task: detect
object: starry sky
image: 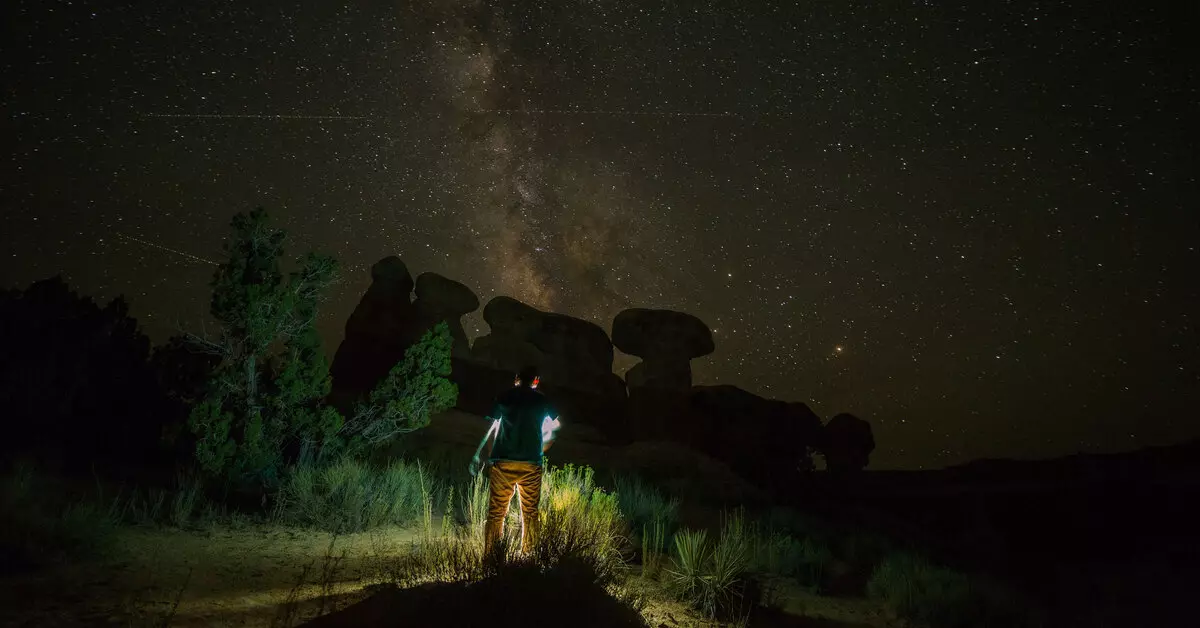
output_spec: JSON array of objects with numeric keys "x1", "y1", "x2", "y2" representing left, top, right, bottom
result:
[{"x1": 3, "y1": 1, "x2": 1197, "y2": 469}]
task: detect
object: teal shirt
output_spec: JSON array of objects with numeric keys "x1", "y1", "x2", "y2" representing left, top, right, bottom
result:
[{"x1": 487, "y1": 387, "x2": 557, "y2": 466}]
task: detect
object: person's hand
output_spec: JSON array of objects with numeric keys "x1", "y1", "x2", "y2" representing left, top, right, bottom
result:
[{"x1": 469, "y1": 455, "x2": 482, "y2": 477}]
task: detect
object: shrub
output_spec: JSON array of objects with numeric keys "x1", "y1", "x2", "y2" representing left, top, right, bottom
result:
[
  {"x1": 538, "y1": 464, "x2": 625, "y2": 570},
  {"x1": 748, "y1": 531, "x2": 834, "y2": 591},
  {"x1": 387, "y1": 463, "x2": 628, "y2": 588},
  {"x1": 867, "y1": 551, "x2": 1036, "y2": 628},
  {"x1": 0, "y1": 466, "x2": 122, "y2": 573},
  {"x1": 273, "y1": 458, "x2": 428, "y2": 533},
  {"x1": 613, "y1": 474, "x2": 679, "y2": 549},
  {"x1": 335, "y1": 322, "x2": 459, "y2": 456}
]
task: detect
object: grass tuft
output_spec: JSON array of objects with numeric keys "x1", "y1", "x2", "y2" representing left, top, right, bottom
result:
[
  {"x1": 273, "y1": 458, "x2": 428, "y2": 533},
  {"x1": 0, "y1": 465, "x2": 122, "y2": 572}
]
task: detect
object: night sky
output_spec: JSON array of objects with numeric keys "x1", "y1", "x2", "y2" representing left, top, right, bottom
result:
[{"x1": 3, "y1": 1, "x2": 1196, "y2": 469}]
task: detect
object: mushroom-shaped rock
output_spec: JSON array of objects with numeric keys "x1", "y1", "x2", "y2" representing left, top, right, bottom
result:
[
  {"x1": 532, "y1": 313, "x2": 614, "y2": 374},
  {"x1": 470, "y1": 334, "x2": 545, "y2": 374},
  {"x1": 612, "y1": 309, "x2": 714, "y2": 360},
  {"x1": 470, "y1": 296, "x2": 621, "y2": 398},
  {"x1": 411, "y1": 272, "x2": 479, "y2": 359},
  {"x1": 482, "y1": 296, "x2": 544, "y2": 339},
  {"x1": 613, "y1": 309, "x2": 714, "y2": 390},
  {"x1": 414, "y1": 272, "x2": 480, "y2": 315}
]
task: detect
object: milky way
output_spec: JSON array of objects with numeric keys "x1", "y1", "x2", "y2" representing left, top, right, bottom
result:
[
  {"x1": 426, "y1": 0, "x2": 660, "y2": 321},
  {"x1": 2, "y1": 1, "x2": 1196, "y2": 468}
]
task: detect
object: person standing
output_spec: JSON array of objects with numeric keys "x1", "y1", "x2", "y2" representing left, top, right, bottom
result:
[{"x1": 470, "y1": 365, "x2": 560, "y2": 554}]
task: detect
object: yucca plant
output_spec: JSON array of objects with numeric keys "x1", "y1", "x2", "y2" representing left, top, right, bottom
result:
[
  {"x1": 668, "y1": 528, "x2": 711, "y2": 605},
  {"x1": 667, "y1": 512, "x2": 751, "y2": 619}
]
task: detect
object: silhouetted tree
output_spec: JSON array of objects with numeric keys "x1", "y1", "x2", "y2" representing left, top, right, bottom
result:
[
  {"x1": 0, "y1": 276, "x2": 169, "y2": 475},
  {"x1": 151, "y1": 335, "x2": 220, "y2": 460},
  {"x1": 821, "y1": 413, "x2": 876, "y2": 475},
  {"x1": 186, "y1": 208, "x2": 343, "y2": 489}
]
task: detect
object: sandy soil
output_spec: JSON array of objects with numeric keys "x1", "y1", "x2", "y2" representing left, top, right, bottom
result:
[
  {"x1": 0, "y1": 411, "x2": 902, "y2": 627},
  {"x1": 0, "y1": 521, "x2": 903, "y2": 628},
  {"x1": 0, "y1": 523, "x2": 424, "y2": 627}
]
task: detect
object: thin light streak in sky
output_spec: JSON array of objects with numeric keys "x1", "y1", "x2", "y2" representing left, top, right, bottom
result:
[
  {"x1": 140, "y1": 113, "x2": 368, "y2": 121},
  {"x1": 113, "y1": 232, "x2": 219, "y2": 266},
  {"x1": 468, "y1": 108, "x2": 742, "y2": 118}
]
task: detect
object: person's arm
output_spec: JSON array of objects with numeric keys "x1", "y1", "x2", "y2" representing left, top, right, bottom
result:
[
  {"x1": 471, "y1": 405, "x2": 505, "y2": 475},
  {"x1": 481, "y1": 423, "x2": 498, "y2": 459},
  {"x1": 541, "y1": 412, "x2": 561, "y2": 452}
]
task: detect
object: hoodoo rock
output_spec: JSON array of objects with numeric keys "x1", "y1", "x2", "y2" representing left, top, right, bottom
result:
[
  {"x1": 471, "y1": 296, "x2": 619, "y2": 398},
  {"x1": 330, "y1": 257, "x2": 418, "y2": 407},
  {"x1": 462, "y1": 296, "x2": 627, "y2": 440},
  {"x1": 481, "y1": 296, "x2": 545, "y2": 339},
  {"x1": 412, "y1": 272, "x2": 480, "y2": 359},
  {"x1": 612, "y1": 308, "x2": 714, "y2": 390}
]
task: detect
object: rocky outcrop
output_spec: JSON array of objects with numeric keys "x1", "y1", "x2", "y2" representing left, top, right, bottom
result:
[
  {"x1": 612, "y1": 309, "x2": 714, "y2": 390},
  {"x1": 470, "y1": 296, "x2": 621, "y2": 398},
  {"x1": 465, "y1": 296, "x2": 628, "y2": 439},
  {"x1": 330, "y1": 257, "x2": 418, "y2": 407},
  {"x1": 821, "y1": 413, "x2": 876, "y2": 475},
  {"x1": 628, "y1": 384, "x2": 824, "y2": 492},
  {"x1": 331, "y1": 259, "x2": 480, "y2": 407},
  {"x1": 412, "y1": 272, "x2": 479, "y2": 359}
]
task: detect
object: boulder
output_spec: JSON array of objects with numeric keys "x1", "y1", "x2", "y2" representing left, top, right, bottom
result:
[
  {"x1": 625, "y1": 359, "x2": 693, "y2": 390},
  {"x1": 821, "y1": 413, "x2": 876, "y2": 475},
  {"x1": 482, "y1": 296, "x2": 544, "y2": 339},
  {"x1": 612, "y1": 308, "x2": 714, "y2": 359},
  {"x1": 612, "y1": 309, "x2": 714, "y2": 391},
  {"x1": 470, "y1": 334, "x2": 545, "y2": 374},
  {"x1": 471, "y1": 296, "x2": 618, "y2": 398},
  {"x1": 412, "y1": 272, "x2": 480, "y2": 359},
  {"x1": 628, "y1": 384, "x2": 824, "y2": 494},
  {"x1": 414, "y1": 272, "x2": 479, "y2": 316}
]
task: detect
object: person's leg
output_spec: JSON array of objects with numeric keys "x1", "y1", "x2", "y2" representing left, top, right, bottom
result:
[
  {"x1": 485, "y1": 462, "x2": 518, "y2": 553},
  {"x1": 514, "y1": 463, "x2": 544, "y2": 553}
]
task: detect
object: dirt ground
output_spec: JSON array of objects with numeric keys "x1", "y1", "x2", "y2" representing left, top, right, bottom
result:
[
  {"x1": 0, "y1": 411, "x2": 903, "y2": 627},
  {"x1": 0, "y1": 523, "x2": 422, "y2": 627},
  {"x1": 0, "y1": 520, "x2": 902, "y2": 628}
]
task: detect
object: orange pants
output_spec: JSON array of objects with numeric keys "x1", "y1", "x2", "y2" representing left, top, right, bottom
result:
[{"x1": 485, "y1": 460, "x2": 543, "y2": 553}]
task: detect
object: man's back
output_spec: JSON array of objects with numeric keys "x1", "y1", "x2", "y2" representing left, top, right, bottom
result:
[{"x1": 488, "y1": 386, "x2": 555, "y2": 466}]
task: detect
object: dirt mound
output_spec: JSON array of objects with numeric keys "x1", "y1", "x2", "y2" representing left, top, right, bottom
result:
[{"x1": 301, "y1": 558, "x2": 645, "y2": 627}]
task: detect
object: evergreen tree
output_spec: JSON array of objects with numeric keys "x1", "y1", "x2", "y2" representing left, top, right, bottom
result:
[
  {"x1": 187, "y1": 209, "x2": 341, "y2": 488},
  {"x1": 336, "y1": 321, "x2": 459, "y2": 455}
]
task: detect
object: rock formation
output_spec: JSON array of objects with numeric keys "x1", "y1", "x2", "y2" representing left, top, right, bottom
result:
[
  {"x1": 612, "y1": 308, "x2": 714, "y2": 390},
  {"x1": 629, "y1": 383, "x2": 824, "y2": 491},
  {"x1": 463, "y1": 296, "x2": 628, "y2": 439},
  {"x1": 330, "y1": 258, "x2": 480, "y2": 407},
  {"x1": 412, "y1": 272, "x2": 479, "y2": 359},
  {"x1": 471, "y1": 296, "x2": 621, "y2": 398},
  {"x1": 330, "y1": 257, "x2": 417, "y2": 407},
  {"x1": 821, "y1": 413, "x2": 876, "y2": 474}
]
